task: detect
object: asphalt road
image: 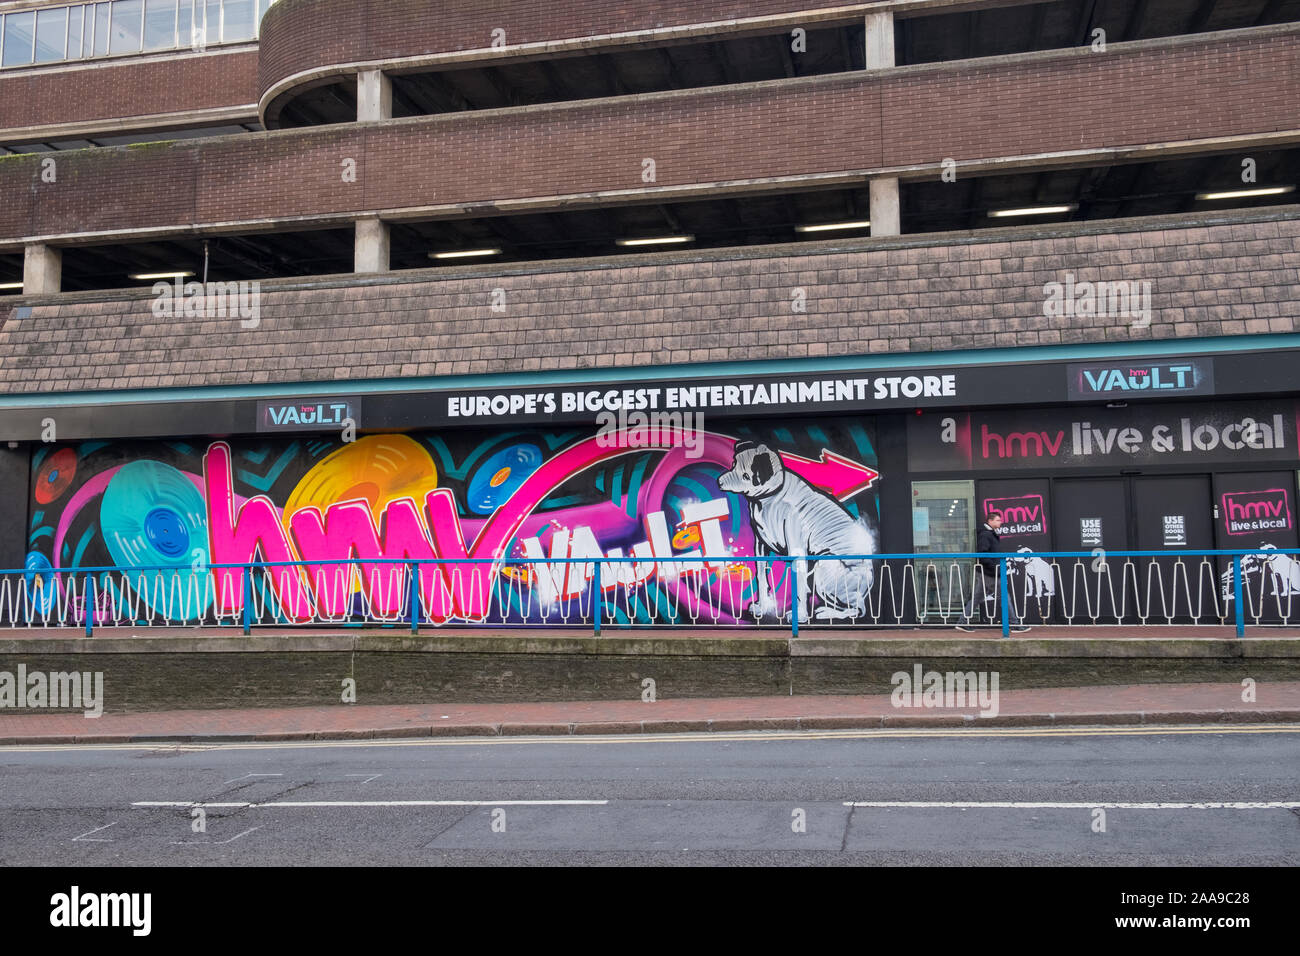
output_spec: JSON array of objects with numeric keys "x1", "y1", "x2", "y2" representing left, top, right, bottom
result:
[{"x1": 1, "y1": 725, "x2": 1298, "y2": 865}]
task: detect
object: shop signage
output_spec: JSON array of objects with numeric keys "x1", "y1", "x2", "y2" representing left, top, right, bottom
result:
[
  {"x1": 1067, "y1": 358, "x2": 1213, "y2": 400},
  {"x1": 909, "y1": 400, "x2": 1299, "y2": 472},
  {"x1": 984, "y1": 494, "x2": 1047, "y2": 535},
  {"x1": 1222, "y1": 489, "x2": 1292, "y2": 535},
  {"x1": 258, "y1": 399, "x2": 360, "y2": 433}
]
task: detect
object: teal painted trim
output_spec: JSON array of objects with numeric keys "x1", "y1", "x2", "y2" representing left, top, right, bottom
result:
[{"x1": 2, "y1": 334, "x2": 1296, "y2": 410}]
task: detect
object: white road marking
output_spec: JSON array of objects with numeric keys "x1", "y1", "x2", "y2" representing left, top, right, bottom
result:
[
  {"x1": 345, "y1": 774, "x2": 383, "y2": 785},
  {"x1": 221, "y1": 773, "x2": 283, "y2": 784},
  {"x1": 172, "y1": 826, "x2": 261, "y2": 846},
  {"x1": 138, "y1": 799, "x2": 608, "y2": 809},
  {"x1": 844, "y1": 801, "x2": 1300, "y2": 810},
  {"x1": 71, "y1": 822, "x2": 117, "y2": 842}
]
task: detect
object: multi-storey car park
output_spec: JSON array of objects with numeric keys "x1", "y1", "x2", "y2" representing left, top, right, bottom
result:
[{"x1": 0, "y1": 0, "x2": 1299, "y2": 632}]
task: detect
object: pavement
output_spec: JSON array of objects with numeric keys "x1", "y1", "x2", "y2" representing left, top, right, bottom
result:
[{"x1": 3, "y1": 680, "x2": 1298, "y2": 744}]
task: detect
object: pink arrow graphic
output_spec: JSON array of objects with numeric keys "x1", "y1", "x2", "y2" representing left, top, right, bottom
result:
[{"x1": 778, "y1": 449, "x2": 880, "y2": 500}]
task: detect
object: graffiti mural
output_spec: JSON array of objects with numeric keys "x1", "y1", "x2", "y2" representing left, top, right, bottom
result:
[{"x1": 26, "y1": 421, "x2": 880, "y2": 626}]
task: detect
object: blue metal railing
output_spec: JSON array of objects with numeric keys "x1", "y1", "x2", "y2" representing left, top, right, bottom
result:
[{"x1": 7, "y1": 549, "x2": 1297, "y2": 637}]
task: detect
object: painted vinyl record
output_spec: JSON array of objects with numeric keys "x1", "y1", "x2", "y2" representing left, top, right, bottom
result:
[
  {"x1": 101, "y1": 461, "x2": 211, "y2": 619},
  {"x1": 468, "y1": 444, "x2": 543, "y2": 514},
  {"x1": 284, "y1": 434, "x2": 438, "y2": 526},
  {"x1": 23, "y1": 551, "x2": 56, "y2": 616},
  {"x1": 34, "y1": 447, "x2": 77, "y2": 505}
]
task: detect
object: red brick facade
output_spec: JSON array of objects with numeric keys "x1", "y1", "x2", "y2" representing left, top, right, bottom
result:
[
  {"x1": 258, "y1": 0, "x2": 874, "y2": 105},
  {"x1": 0, "y1": 49, "x2": 259, "y2": 137},
  {"x1": 2, "y1": 27, "x2": 1296, "y2": 246}
]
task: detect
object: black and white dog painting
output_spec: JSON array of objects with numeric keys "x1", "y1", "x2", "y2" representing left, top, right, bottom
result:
[{"x1": 718, "y1": 441, "x2": 875, "y2": 622}]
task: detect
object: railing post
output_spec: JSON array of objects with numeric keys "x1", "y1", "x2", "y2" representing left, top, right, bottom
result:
[
  {"x1": 593, "y1": 560, "x2": 602, "y2": 636},
  {"x1": 791, "y1": 559, "x2": 800, "y2": 639},
  {"x1": 1233, "y1": 554, "x2": 1245, "y2": 638},
  {"x1": 84, "y1": 575, "x2": 94, "y2": 638},
  {"x1": 1000, "y1": 557, "x2": 1011, "y2": 638},
  {"x1": 242, "y1": 565, "x2": 252, "y2": 636},
  {"x1": 409, "y1": 561, "x2": 420, "y2": 634}
]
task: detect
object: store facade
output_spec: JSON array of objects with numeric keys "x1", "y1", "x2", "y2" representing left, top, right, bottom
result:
[{"x1": 4, "y1": 343, "x2": 1299, "y2": 627}]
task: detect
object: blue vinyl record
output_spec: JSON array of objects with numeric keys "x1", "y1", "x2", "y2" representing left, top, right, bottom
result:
[
  {"x1": 467, "y1": 444, "x2": 543, "y2": 514},
  {"x1": 101, "y1": 461, "x2": 211, "y2": 620}
]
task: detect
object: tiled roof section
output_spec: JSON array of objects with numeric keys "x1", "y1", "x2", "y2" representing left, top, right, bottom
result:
[{"x1": 1, "y1": 213, "x2": 1298, "y2": 394}]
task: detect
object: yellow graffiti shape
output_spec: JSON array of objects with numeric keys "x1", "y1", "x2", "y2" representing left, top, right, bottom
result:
[{"x1": 283, "y1": 435, "x2": 439, "y2": 532}]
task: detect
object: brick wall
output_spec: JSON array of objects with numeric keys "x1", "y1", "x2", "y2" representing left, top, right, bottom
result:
[
  {"x1": 259, "y1": 0, "x2": 870, "y2": 103},
  {"x1": 0, "y1": 49, "x2": 259, "y2": 136},
  {"x1": 2, "y1": 28, "x2": 1296, "y2": 244},
  {"x1": 2, "y1": 210, "x2": 1296, "y2": 393}
]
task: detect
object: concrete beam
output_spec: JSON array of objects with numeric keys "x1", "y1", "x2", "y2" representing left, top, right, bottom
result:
[
  {"x1": 23, "y1": 244, "x2": 61, "y2": 294},
  {"x1": 356, "y1": 69, "x2": 392, "y2": 122},
  {"x1": 354, "y1": 217, "x2": 391, "y2": 274},
  {"x1": 869, "y1": 177, "x2": 901, "y2": 237},
  {"x1": 865, "y1": 10, "x2": 896, "y2": 69}
]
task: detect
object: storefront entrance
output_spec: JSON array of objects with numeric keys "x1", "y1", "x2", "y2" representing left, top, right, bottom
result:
[
  {"x1": 979, "y1": 474, "x2": 1227, "y2": 624},
  {"x1": 976, "y1": 472, "x2": 1300, "y2": 624}
]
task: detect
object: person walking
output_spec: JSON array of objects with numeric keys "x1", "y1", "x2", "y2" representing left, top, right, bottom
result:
[{"x1": 955, "y1": 512, "x2": 1030, "y2": 632}]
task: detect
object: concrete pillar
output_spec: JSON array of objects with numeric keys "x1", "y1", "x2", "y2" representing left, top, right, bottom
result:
[
  {"x1": 354, "y1": 217, "x2": 391, "y2": 274},
  {"x1": 23, "y1": 244, "x2": 61, "y2": 295},
  {"x1": 865, "y1": 11, "x2": 895, "y2": 69},
  {"x1": 357, "y1": 69, "x2": 392, "y2": 122},
  {"x1": 870, "y1": 177, "x2": 901, "y2": 237}
]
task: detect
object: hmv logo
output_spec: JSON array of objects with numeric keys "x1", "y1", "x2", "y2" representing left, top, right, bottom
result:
[
  {"x1": 983, "y1": 495, "x2": 1047, "y2": 536},
  {"x1": 981, "y1": 426, "x2": 1065, "y2": 460},
  {"x1": 1223, "y1": 489, "x2": 1292, "y2": 535}
]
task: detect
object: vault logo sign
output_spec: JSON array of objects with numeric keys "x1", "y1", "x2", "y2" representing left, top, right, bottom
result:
[
  {"x1": 1222, "y1": 488, "x2": 1292, "y2": 535},
  {"x1": 1067, "y1": 359, "x2": 1213, "y2": 401},
  {"x1": 258, "y1": 398, "x2": 359, "y2": 433},
  {"x1": 983, "y1": 495, "x2": 1047, "y2": 536}
]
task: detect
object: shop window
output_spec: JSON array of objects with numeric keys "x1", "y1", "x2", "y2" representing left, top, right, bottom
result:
[{"x1": 912, "y1": 480, "x2": 975, "y2": 614}]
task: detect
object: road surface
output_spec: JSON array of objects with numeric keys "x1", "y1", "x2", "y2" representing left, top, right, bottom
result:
[{"x1": 2, "y1": 724, "x2": 1298, "y2": 865}]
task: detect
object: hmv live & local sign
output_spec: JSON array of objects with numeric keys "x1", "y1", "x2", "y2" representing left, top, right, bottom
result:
[{"x1": 908, "y1": 399, "x2": 1300, "y2": 472}]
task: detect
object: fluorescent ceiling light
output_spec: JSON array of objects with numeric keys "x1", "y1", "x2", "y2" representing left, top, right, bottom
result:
[
  {"x1": 129, "y1": 271, "x2": 195, "y2": 280},
  {"x1": 795, "y1": 220, "x2": 871, "y2": 233},
  {"x1": 430, "y1": 248, "x2": 502, "y2": 259},
  {"x1": 988, "y1": 205, "x2": 1077, "y2": 218},
  {"x1": 616, "y1": 235, "x2": 695, "y2": 247},
  {"x1": 1195, "y1": 186, "x2": 1294, "y2": 201},
  {"x1": 0, "y1": 282, "x2": 23, "y2": 290}
]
